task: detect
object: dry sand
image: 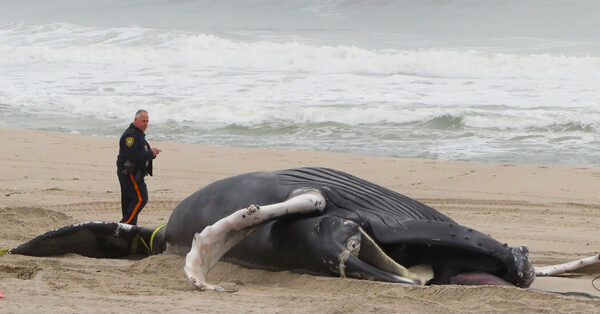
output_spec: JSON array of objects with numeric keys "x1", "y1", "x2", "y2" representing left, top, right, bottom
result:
[{"x1": 1, "y1": 128, "x2": 599, "y2": 313}]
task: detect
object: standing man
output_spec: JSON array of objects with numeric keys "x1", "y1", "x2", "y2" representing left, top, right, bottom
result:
[{"x1": 116, "y1": 109, "x2": 161, "y2": 225}]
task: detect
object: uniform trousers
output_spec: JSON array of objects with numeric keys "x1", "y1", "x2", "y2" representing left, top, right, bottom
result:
[{"x1": 118, "y1": 171, "x2": 148, "y2": 225}]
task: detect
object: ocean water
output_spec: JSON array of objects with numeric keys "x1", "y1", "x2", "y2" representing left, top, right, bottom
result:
[{"x1": 1, "y1": 0, "x2": 600, "y2": 166}]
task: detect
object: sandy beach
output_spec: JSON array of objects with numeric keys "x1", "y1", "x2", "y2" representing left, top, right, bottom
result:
[{"x1": 1, "y1": 128, "x2": 599, "y2": 313}]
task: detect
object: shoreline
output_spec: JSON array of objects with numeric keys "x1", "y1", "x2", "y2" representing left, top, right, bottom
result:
[
  {"x1": 1, "y1": 128, "x2": 599, "y2": 311},
  {"x1": 3, "y1": 127, "x2": 599, "y2": 205},
  {"x1": 4, "y1": 124, "x2": 598, "y2": 168}
]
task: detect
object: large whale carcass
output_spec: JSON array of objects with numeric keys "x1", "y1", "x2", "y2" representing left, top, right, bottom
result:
[{"x1": 7, "y1": 167, "x2": 599, "y2": 292}]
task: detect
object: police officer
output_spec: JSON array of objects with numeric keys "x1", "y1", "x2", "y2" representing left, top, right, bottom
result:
[{"x1": 116, "y1": 109, "x2": 161, "y2": 225}]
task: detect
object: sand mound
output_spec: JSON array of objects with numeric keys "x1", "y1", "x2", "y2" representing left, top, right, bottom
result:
[{"x1": 1, "y1": 207, "x2": 74, "y2": 247}]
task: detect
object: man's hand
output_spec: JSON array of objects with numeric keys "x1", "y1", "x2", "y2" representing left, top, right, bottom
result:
[{"x1": 151, "y1": 147, "x2": 162, "y2": 157}]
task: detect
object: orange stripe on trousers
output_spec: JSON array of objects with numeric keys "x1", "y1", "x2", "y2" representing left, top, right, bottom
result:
[{"x1": 124, "y1": 172, "x2": 143, "y2": 224}]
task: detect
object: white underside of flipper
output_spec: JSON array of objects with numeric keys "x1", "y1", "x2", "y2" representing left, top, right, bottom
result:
[
  {"x1": 534, "y1": 254, "x2": 600, "y2": 276},
  {"x1": 184, "y1": 190, "x2": 326, "y2": 292}
]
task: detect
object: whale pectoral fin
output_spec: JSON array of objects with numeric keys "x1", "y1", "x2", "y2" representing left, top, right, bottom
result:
[
  {"x1": 534, "y1": 254, "x2": 600, "y2": 276},
  {"x1": 9, "y1": 222, "x2": 154, "y2": 258},
  {"x1": 184, "y1": 190, "x2": 326, "y2": 292}
]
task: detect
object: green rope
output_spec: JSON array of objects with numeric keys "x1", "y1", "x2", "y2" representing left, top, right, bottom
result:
[{"x1": 150, "y1": 224, "x2": 167, "y2": 253}]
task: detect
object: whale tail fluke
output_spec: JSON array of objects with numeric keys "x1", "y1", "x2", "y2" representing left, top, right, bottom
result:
[{"x1": 9, "y1": 222, "x2": 164, "y2": 258}]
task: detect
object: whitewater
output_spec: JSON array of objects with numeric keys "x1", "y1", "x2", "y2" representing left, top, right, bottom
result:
[{"x1": 1, "y1": 1, "x2": 600, "y2": 165}]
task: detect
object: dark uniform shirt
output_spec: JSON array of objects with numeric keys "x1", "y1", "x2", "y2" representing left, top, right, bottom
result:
[{"x1": 116, "y1": 123, "x2": 154, "y2": 180}]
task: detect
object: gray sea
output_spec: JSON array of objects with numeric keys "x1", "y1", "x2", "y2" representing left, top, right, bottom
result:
[{"x1": 2, "y1": 0, "x2": 600, "y2": 166}]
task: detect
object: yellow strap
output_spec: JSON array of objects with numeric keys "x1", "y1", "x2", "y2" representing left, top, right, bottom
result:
[
  {"x1": 139, "y1": 236, "x2": 151, "y2": 254},
  {"x1": 130, "y1": 234, "x2": 140, "y2": 255},
  {"x1": 150, "y1": 224, "x2": 167, "y2": 253},
  {"x1": 0, "y1": 248, "x2": 9, "y2": 256}
]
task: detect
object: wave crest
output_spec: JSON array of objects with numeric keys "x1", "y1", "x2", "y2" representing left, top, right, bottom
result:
[{"x1": 2, "y1": 23, "x2": 600, "y2": 80}]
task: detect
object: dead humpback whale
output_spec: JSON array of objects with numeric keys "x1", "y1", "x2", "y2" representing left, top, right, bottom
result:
[{"x1": 7, "y1": 167, "x2": 599, "y2": 292}]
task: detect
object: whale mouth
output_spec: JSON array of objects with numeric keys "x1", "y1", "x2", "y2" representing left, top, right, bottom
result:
[
  {"x1": 450, "y1": 272, "x2": 512, "y2": 285},
  {"x1": 352, "y1": 227, "x2": 535, "y2": 287}
]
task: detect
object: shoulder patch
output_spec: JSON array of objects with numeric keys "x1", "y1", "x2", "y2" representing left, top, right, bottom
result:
[{"x1": 125, "y1": 137, "x2": 134, "y2": 147}]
